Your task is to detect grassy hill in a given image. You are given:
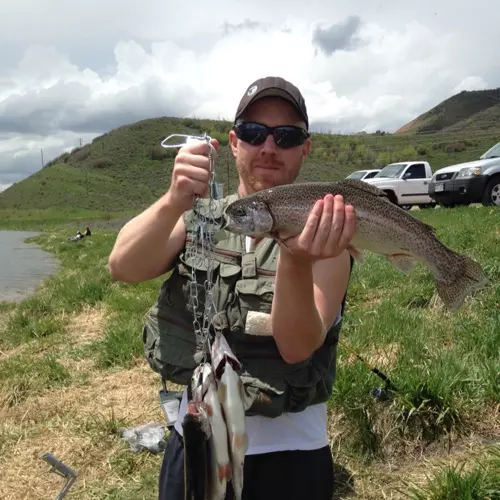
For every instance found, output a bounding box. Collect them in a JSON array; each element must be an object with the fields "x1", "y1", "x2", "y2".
[
  {"x1": 1, "y1": 114, "x2": 500, "y2": 214},
  {"x1": 444, "y1": 102, "x2": 500, "y2": 133},
  {"x1": 396, "y1": 88, "x2": 500, "y2": 134}
]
